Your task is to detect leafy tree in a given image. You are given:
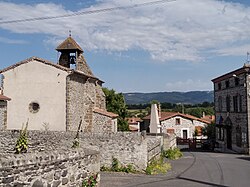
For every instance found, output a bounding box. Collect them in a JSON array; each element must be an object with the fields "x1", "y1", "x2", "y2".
[
  {"x1": 202, "y1": 123, "x2": 216, "y2": 139},
  {"x1": 103, "y1": 88, "x2": 129, "y2": 131}
]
